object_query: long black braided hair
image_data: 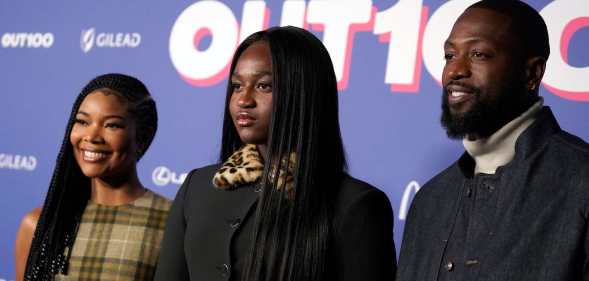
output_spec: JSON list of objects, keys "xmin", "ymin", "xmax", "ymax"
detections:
[{"xmin": 24, "ymin": 73, "xmax": 158, "ymax": 280}]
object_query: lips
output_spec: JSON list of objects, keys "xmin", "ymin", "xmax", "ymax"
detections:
[
  {"xmin": 446, "ymin": 84, "xmax": 477, "ymax": 105},
  {"xmin": 80, "ymin": 149, "xmax": 111, "ymax": 162},
  {"xmin": 448, "ymin": 90, "xmax": 471, "ymax": 103},
  {"xmin": 236, "ymin": 112, "xmax": 255, "ymax": 127}
]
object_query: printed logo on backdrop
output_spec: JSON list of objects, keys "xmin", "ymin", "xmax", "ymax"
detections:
[
  {"xmin": 0, "ymin": 153, "xmax": 37, "ymax": 172},
  {"xmin": 0, "ymin": 277, "xmax": 15, "ymax": 281},
  {"xmin": 170, "ymin": 0, "xmax": 589, "ymax": 100},
  {"xmin": 1, "ymin": 32, "xmax": 54, "ymax": 48},
  {"xmin": 152, "ymin": 166, "xmax": 187, "ymax": 186},
  {"xmin": 80, "ymin": 28, "xmax": 141, "ymax": 53},
  {"xmin": 398, "ymin": 180, "xmax": 421, "ymax": 220}
]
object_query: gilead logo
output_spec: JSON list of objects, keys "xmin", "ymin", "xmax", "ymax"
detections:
[
  {"xmin": 1, "ymin": 33, "xmax": 54, "ymax": 48},
  {"xmin": 80, "ymin": 28, "xmax": 96, "ymax": 53},
  {"xmin": 81, "ymin": 28, "xmax": 141, "ymax": 53},
  {"xmin": 0, "ymin": 153, "xmax": 37, "ymax": 171},
  {"xmin": 169, "ymin": 0, "xmax": 589, "ymax": 101}
]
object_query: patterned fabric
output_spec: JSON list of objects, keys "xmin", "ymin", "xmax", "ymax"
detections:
[
  {"xmin": 55, "ymin": 190, "xmax": 171, "ymax": 281},
  {"xmin": 212, "ymin": 144, "xmax": 296, "ymax": 197},
  {"xmin": 213, "ymin": 144, "xmax": 264, "ymax": 189}
]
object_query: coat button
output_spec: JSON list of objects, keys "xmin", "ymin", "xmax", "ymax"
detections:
[
  {"xmin": 465, "ymin": 259, "xmax": 479, "ymax": 266},
  {"xmin": 445, "ymin": 261, "xmax": 454, "ymax": 271},
  {"xmin": 465, "ymin": 187, "xmax": 472, "ymax": 197},
  {"xmin": 216, "ymin": 263, "xmax": 230, "ymax": 277}
]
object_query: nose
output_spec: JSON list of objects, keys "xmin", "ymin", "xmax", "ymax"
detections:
[
  {"xmin": 445, "ymin": 56, "xmax": 471, "ymax": 81},
  {"xmin": 237, "ymin": 88, "xmax": 256, "ymax": 108},
  {"xmin": 82, "ymin": 124, "xmax": 105, "ymax": 144}
]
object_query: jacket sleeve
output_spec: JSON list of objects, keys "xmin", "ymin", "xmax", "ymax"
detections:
[
  {"xmin": 334, "ymin": 189, "xmax": 397, "ymax": 281},
  {"xmin": 153, "ymin": 170, "xmax": 195, "ymax": 281}
]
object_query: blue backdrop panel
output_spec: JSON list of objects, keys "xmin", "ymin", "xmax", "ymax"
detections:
[{"xmin": 1, "ymin": 1, "xmax": 587, "ymax": 279}]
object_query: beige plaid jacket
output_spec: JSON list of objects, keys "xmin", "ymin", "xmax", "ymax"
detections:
[{"xmin": 55, "ymin": 190, "xmax": 171, "ymax": 281}]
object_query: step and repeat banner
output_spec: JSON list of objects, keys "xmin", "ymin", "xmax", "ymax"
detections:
[{"xmin": 1, "ymin": 0, "xmax": 587, "ymax": 279}]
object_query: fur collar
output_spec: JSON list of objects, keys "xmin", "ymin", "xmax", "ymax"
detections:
[
  {"xmin": 213, "ymin": 144, "xmax": 264, "ymax": 188},
  {"xmin": 212, "ymin": 144, "xmax": 295, "ymax": 195}
]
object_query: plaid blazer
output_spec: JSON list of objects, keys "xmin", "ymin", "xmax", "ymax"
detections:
[{"xmin": 55, "ymin": 189, "xmax": 171, "ymax": 281}]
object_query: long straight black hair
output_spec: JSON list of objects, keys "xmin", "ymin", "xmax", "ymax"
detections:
[
  {"xmin": 24, "ymin": 73, "xmax": 157, "ymax": 280},
  {"xmin": 220, "ymin": 26, "xmax": 346, "ymax": 281}
]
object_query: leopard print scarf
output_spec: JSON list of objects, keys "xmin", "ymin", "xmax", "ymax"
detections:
[{"xmin": 212, "ymin": 144, "xmax": 295, "ymax": 195}]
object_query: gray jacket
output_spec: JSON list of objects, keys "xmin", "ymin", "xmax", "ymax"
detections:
[{"xmin": 397, "ymin": 107, "xmax": 589, "ymax": 281}]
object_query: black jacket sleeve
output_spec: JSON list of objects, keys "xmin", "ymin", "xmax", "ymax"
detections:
[{"xmin": 153, "ymin": 170, "xmax": 195, "ymax": 281}]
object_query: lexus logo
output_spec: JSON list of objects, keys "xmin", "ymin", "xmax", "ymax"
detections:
[{"xmin": 152, "ymin": 166, "xmax": 187, "ymax": 186}]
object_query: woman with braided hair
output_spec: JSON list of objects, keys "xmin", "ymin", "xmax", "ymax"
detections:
[
  {"xmin": 154, "ymin": 26, "xmax": 396, "ymax": 281},
  {"xmin": 15, "ymin": 73, "xmax": 171, "ymax": 281}
]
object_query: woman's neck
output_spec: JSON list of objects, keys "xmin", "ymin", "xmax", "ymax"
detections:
[
  {"xmin": 90, "ymin": 168, "xmax": 146, "ymax": 206},
  {"xmin": 257, "ymin": 144, "xmax": 267, "ymax": 162}
]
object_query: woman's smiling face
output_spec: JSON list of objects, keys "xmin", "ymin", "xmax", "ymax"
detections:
[{"xmin": 70, "ymin": 90, "xmax": 138, "ymax": 179}]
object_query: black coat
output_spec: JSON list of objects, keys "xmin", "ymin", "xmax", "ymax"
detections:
[
  {"xmin": 397, "ymin": 107, "xmax": 589, "ymax": 281},
  {"xmin": 154, "ymin": 164, "xmax": 397, "ymax": 281}
]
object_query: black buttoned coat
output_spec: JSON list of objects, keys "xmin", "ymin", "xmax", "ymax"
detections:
[{"xmin": 154, "ymin": 164, "xmax": 396, "ymax": 281}]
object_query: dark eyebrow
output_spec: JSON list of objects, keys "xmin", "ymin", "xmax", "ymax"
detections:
[
  {"xmin": 445, "ymin": 37, "xmax": 489, "ymax": 49},
  {"xmin": 76, "ymin": 111, "xmax": 126, "ymax": 120},
  {"xmin": 256, "ymin": 71, "xmax": 272, "ymax": 76},
  {"xmin": 103, "ymin": 115, "xmax": 126, "ymax": 120},
  {"xmin": 231, "ymin": 71, "xmax": 273, "ymax": 78}
]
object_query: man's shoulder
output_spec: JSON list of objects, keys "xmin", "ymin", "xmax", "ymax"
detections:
[
  {"xmin": 422, "ymin": 161, "xmax": 462, "ymax": 191},
  {"xmin": 550, "ymin": 130, "xmax": 589, "ymax": 161},
  {"xmin": 532, "ymin": 129, "xmax": 589, "ymax": 177},
  {"xmin": 539, "ymin": 130, "xmax": 589, "ymax": 191},
  {"xmin": 412, "ymin": 161, "xmax": 462, "ymax": 207},
  {"xmin": 401, "ymin": 161, "xmax": 463, "ymax": 230}
]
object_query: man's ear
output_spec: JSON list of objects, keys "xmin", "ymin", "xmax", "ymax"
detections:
[{"xmin": 525, "ymin": 56, "xmax": 547, "ymax": 92}]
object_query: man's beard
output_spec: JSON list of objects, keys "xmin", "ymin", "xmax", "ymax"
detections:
[{"xmin": 440, "ymin": 79, "xmax": 530, "ymax": 140}]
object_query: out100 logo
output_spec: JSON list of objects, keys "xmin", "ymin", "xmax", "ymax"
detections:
[{"xmin": 169, "ymin": 0, "xmax": 589, "ymax": 101}]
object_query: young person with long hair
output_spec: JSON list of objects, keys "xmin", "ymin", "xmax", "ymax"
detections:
[
  {"xmin": 154, "ymin": 26, "xmax": 396, "ymax": 281},
  {"xmin": 15, "ymin": 73, "xmax": 171, "ymax": 281}
]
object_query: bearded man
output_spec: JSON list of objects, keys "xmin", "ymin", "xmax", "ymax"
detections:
[{"xmin": 396, "ymin": 1, "xmax": 589, "ymax": 281}]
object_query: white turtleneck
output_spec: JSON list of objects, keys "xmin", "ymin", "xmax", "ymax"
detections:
[{"xmin": 463, "ymin": 98, "xmax": 544, "ymax": 175}]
